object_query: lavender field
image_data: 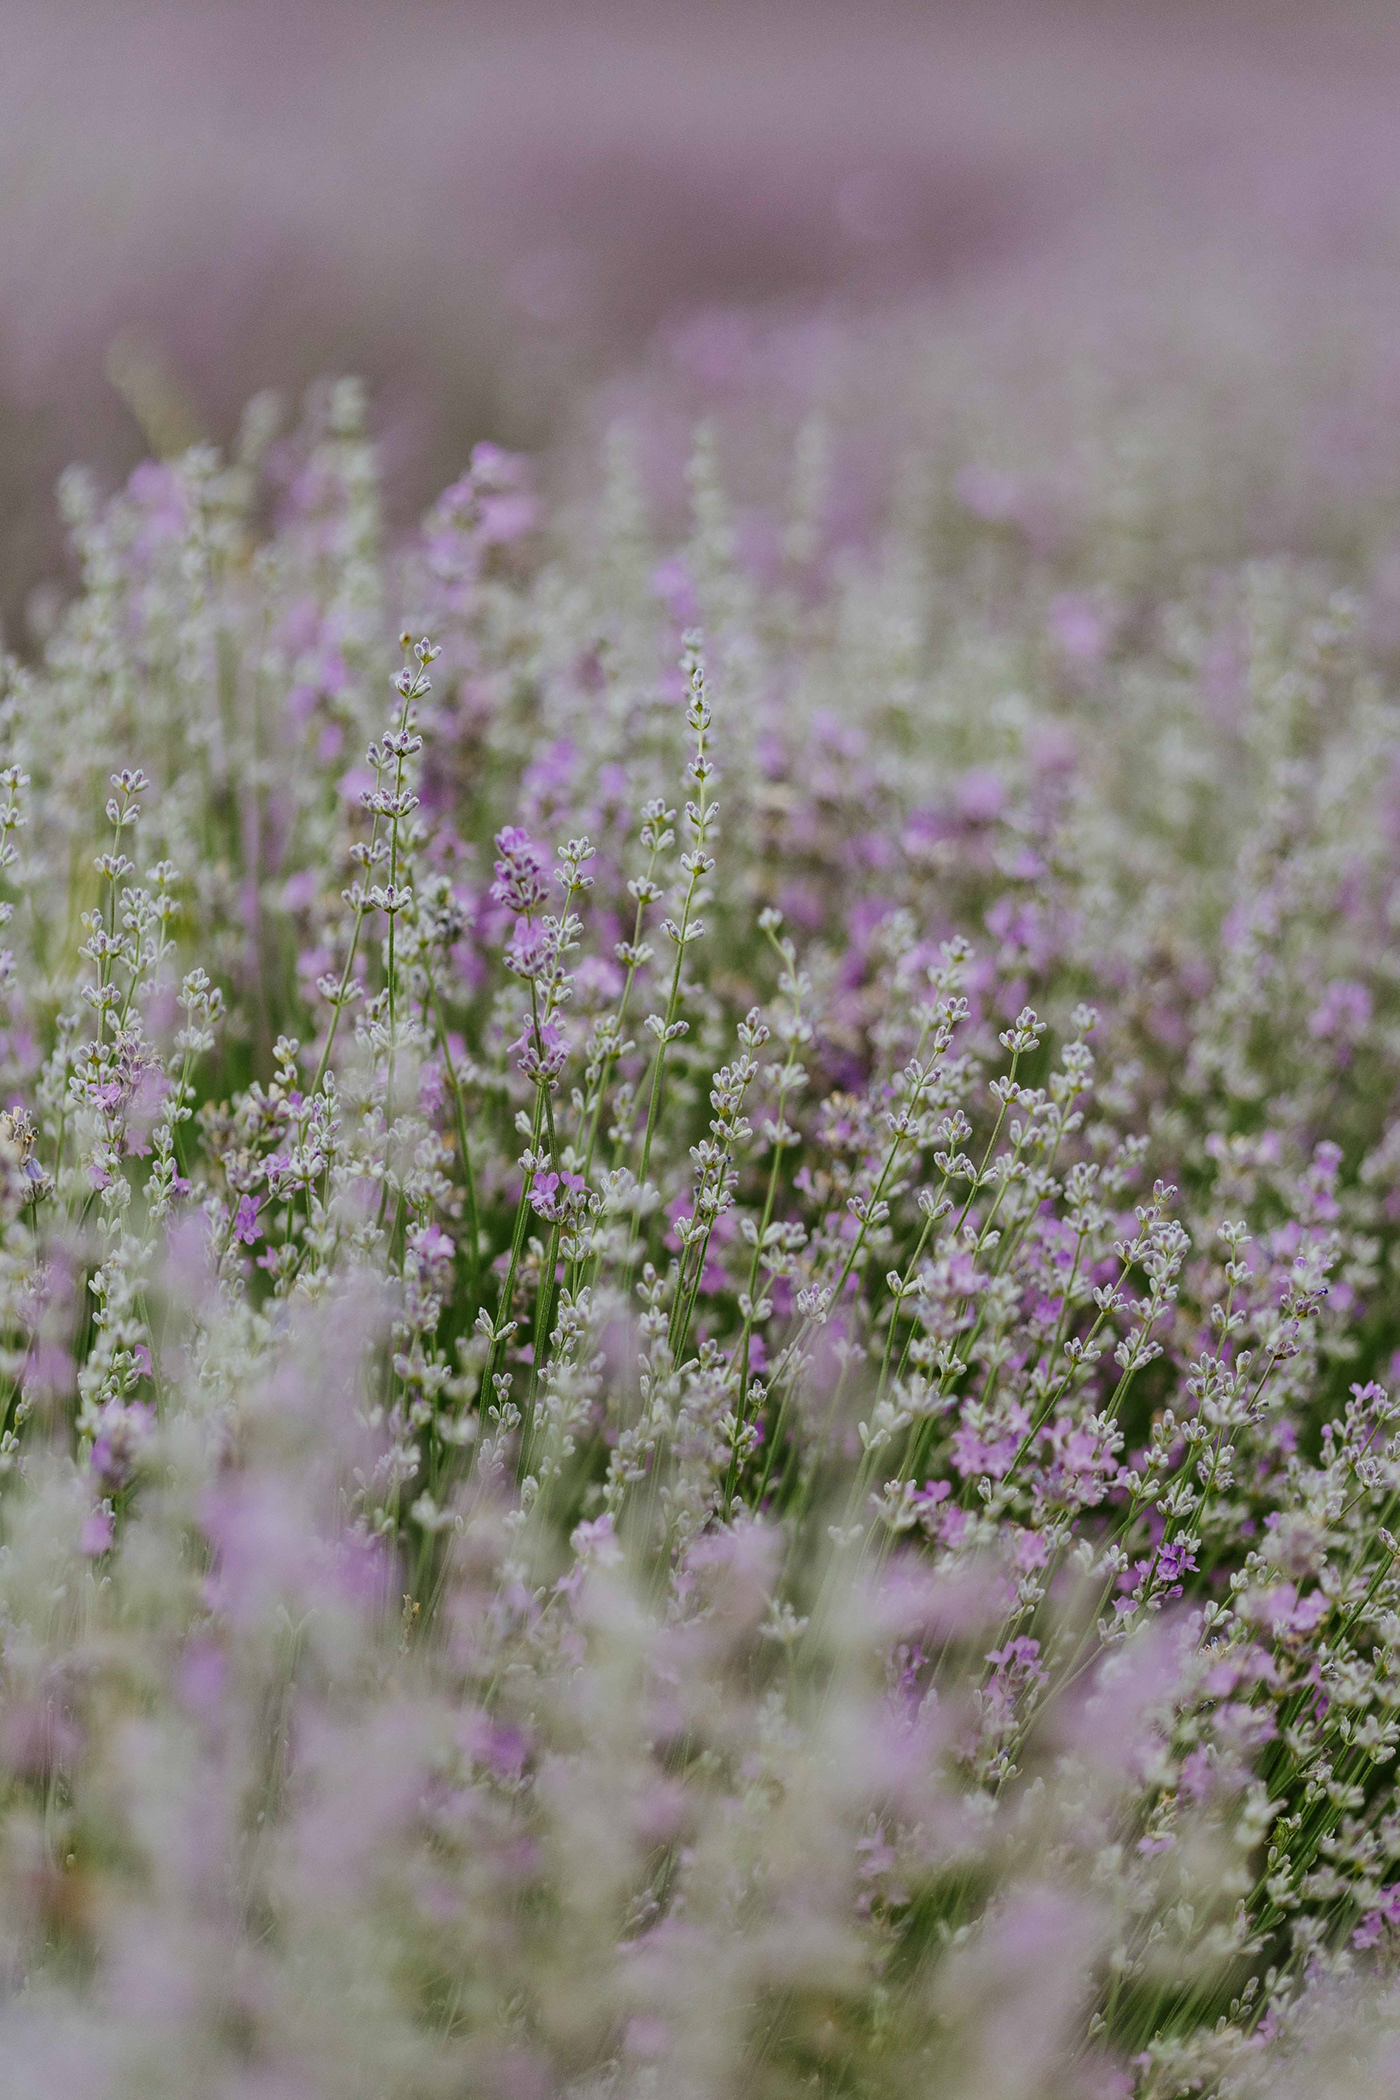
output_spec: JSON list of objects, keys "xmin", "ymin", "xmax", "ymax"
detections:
[{"xmin": 11, "ymin": 6, "xmax": 1400, "ymax": 2096}]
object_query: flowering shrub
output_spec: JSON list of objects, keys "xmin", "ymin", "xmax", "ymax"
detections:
[{"xmin": 3, "ymin": 367, "xmax": 1400, "ymax": 2095}]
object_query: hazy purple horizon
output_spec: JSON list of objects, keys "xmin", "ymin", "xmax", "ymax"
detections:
[{"xmin": 7, "ymin": 0, "xmax": 1400, "ymax": 628}]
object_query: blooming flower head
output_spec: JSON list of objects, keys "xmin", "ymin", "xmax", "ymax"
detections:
[{"xmin": 490, "ymin": 826, "xmax": 549, "ymax": 917}]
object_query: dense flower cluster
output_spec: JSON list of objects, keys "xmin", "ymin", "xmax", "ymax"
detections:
[{"xmin": 2, "ymin": 359, "xmax": 1400, "ymax": 2095}]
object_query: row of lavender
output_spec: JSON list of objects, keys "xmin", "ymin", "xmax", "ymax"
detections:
[{"xmin": 0, "ymin": 364, "xmax": 1399, "ymax": 2095}]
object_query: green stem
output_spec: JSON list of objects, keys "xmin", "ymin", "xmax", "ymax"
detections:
[{"xmin": 427, "ymin": 974, "xmax": 480, "ymax": 1298}]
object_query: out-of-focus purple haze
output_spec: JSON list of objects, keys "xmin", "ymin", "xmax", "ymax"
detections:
[{"xmin": 7, "ymin": 0, "xmax": 1400, "ymax": 630}]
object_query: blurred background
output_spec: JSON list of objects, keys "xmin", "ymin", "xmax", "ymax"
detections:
[{"xmin": 8, "ymin": 0, "xmax": 1400, "ymax": 637}]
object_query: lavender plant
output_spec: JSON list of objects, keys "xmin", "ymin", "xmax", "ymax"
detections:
[{"xmin": 2, "ymin": 366, "xmax": 1400, "ymax": 2096}]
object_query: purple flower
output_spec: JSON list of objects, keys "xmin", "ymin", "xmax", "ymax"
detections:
[
  {"xmin": 528, "ymin": 1170, "xmax": 560, "ymax": 1218},
  {"xmin": 528, "ymin": 1167, "xmax": 587, "ymax": 1222},
  {"xmin": 514, "ymin": 1016, "xmax": 568, "ymax": 1086},
  {"xmin": 503, "ymin": 918, "xmax": 550, "ymax": 980},
  {"xmin": 490, "ymin": 826, "xmax": 549, "ymax": 916},
  {"xmin": 1155, "ymin": 1539, "xmax": 1197, "ymax": 1585},
  {"xmin": 90, "ymin": 1401, "xmax": 155, "ymax": 1489},
  {"xmin": 411, "ymin": 1222, "xmax": 455, "ymax": 1269},
  {"xmin": 79, "ymin": 1506, "xmax": 114, "ymax": 1556}
]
